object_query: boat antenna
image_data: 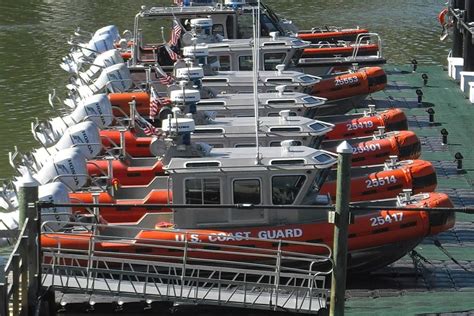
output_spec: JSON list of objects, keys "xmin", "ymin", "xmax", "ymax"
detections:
[{"xmin": 253, "ymin": 0, "xmax": 262, "ymax": 165}]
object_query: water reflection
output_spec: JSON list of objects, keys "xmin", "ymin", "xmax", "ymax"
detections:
[{"xmin": 0, "ymin": 0, "xmax": 450, "ymax": 178}]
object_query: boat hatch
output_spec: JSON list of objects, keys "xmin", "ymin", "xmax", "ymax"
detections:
[
  {"xmin": 299, "ymin": 75, "xmax": 319, "ymax": 83},
  {"xmin": 313, "ymin": 153, "xmax": 335, "ymax": 163},
  {"xmin": 270, "ymin": 159, "xmax": 306, "ymax": 165},
  {"xmin": 309, "ymin": 122, "xmax": 330, "ymax": 132},
  {"xmin": 302, "ymin": 96, "xmax": 324, "ymax": 105},
  {"xmin": 185, "ymin": 161, "xmax": 221, "ymax": 168},
  {"xmin": 269, "ymin": 127, "xmax": 302, "ymax": 132},
  {"xmin": 291, "ymin": 39, "xmax": 309, "ymax": 47}
]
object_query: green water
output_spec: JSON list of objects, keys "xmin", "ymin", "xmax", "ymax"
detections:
[
  {"xmin": 0, "ymin": 0, "xmax": 449, "ymax": 257},
  {"xmin": 0, "ymin": 0, "xmax": 449, "ymax": 178}
]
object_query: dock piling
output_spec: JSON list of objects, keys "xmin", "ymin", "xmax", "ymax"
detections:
[
  {"xmin": 463, "ymin": 0, "xmax": 474, "ymax": 71},
  {"xmin": 329, "ymin": 141, "xmax": 353, "ymax": 316},
  {"xmin": 17, "ymin": 175, "xmax": 39, "ymax": 315},
  {"xmin": 452, "ymin": 0, "xmax": 465, "ymax": 57},
  {"xmin": 0, "ymin": 259, "xmax": 6, "ymax": 316}
]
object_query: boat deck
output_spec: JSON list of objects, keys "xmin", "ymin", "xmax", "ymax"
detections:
[{"xmin": 345, "ymin": 63, "xmax": 474, "ymax": 315}]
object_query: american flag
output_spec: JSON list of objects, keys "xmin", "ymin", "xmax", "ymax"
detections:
[
  {"xmin": 143, "ymin": 124, "xmax": 160, "ymax": 137},
  {"xmin": 169, "ymin": 20, "xmax": 182, "ymax": 47},
  {"xmin": 149, "ymin": 86, "xmax": 161, "ymax": 120},
  {"xmin": 164, "ymin": 44, "xmax": 179, "ymax": 62},
  {"xmin": 135, "ymin": 113, "xmax": 162, "ymax": 137},
  {"xmin": 154, "ymin": 64, "xmax": 176, "ymax": 86},
  {"xmin": 160, "ymin": 70, "xmax": 175, "ymax": 86}
]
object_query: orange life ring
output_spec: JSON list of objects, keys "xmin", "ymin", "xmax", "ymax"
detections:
[{"xmin": 438, "ymin": 8, "xmax": 453, "ymax": 27}]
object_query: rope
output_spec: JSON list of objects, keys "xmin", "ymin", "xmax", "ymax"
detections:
[{"xmin": 433, "ymin": 237, "xmax": 472, "ymax": 273}]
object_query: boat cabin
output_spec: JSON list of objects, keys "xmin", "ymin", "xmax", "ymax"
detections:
[
  {"xmin": 192, "ymin": 115, "xmax": 333, "ymax": 149},
  {"xmin": 164, "ymin": 145, "xmax": 336, "ymax": 228},
  {"xmin": 194, "ymin": 91, "xmax": 327, "ymax": 118}
]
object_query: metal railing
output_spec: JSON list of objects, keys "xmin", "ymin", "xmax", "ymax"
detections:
[
  {"xmin": 1, "ymin": 218, "xmax": 38, "ymax": 316},
  {"xmin": 41, "ymin": 220, "xmax": 332, "ymax": 313}
]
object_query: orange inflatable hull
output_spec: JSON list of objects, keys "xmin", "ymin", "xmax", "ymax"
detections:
[
  {"xmin": 94, "ymin": 130, "xmax": 420, "ymax": 186},
  {"xmin": 320, "ymin": 159, "xmax": 437, "ymax": 202},
  {"xmin": 42, "ymin": 192, "xmax": 454, "ymax": 271},
  {"xmin": 76, "ymin": 159, "xmax": 436, "ymax": 222},
  {"xmin": 297, "ymin": 29, "xmax": 370, "ymax": 43},
  {"xmin": 69, "ymin": 190, "xmax": 172, "ymax": 223},
  {"xmin": 347, "ymin": 131, "xmax": 421, "ymax": 166},
  {"xmin": 311, "ymin": 66, "xmax": 387, "ymax": 101},
  {"xmin": 302, "ymin": 44, "xmax": 379, "ymax": 58},
  {"xmin": 325, "ymin": 108, "xmax": 408, "ymax": 140}
]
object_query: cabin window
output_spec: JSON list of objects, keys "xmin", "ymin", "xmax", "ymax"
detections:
[
  {"xmin": 267, "ymin": 99, "xmax": 296, "ymax": 105},
  {"xmin": 210, "ymin": 143, "xmax": 224, "ymax": 148},
  {"xmin": 185, "ymin": 178, "xmax": 221, "ymax": 204},
  {"xmin": 236, "ymin": 13, "xmax": 253, "ymax": 38},
  {"xmin": 235, "ymin": 143, "xmax": 255, "ymax": 148},
  {"xmin": 264, "ymin": 53, "xmax": 286, "ymax": 71},
  {"xmin": 266, "ymin": 78, "xmax": 293, "ymax": 83},
  {"xmin": 233, "ymin": 179, "xmax": 261, "ymax": 205},
  {"xmin": 270, "ymin": 140, "xmax": 302, "ymax": 147},
  {"xmin": 268, "ymin": 112, "xmax": 297, "ymax": 117},
  {"xmin": 226, "ymin": 16, "xmax": 235, "ymax": 39},
  {"xmin": 272, "ymin": 175, "xmax": 306, "ymax": 205},
  {"xmin": 197, "ymin": 101, "xmax": 226, "ymax": 106},
  {"xmin": 260, "ymin": 13, "xmax": 279, "ymax": 36},
  {"xmin": 239, "ymin": 56, "xmax": 253, "ymax": 71},
  {"xmin": 193, "ymin": 128, "xmax": 224, "ymax": 134},
  {"xmin": 212, "ymin": 24, "xmax": 225, "ymax": 37},
  {"xmin": 218, "ymin": 55, "xmax": 231, "ymax": 71},
  {"xmin": 269, "ymin": 127, "xmax": 302, "ymax": 132}
]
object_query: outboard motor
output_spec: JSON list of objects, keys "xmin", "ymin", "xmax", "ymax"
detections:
[
  {"xmin": 154, "ymin": 114, "xmax": 206, "ymax": 164},
  {"xmin": 182, "ymin": 45, "xmax": 209, "ymax": 68},
  {"xmin": 30, "ymin": 121, "xmax": 101, "ymax": 171},
  {"xmin": 224, "ymin": 0, "xmax": 247, "ymax": 8},
  {"xmin": 190, "ymin": 18, "xmax": 214, "ymax": 43},
  {"xmin": 92, "ymin": 25, "xmax": 120, "ymax": 43},
  {"xmin": 33, "ymin": 94, "xmax": 113, "ymax": 146},
  {"xmin": 68, "ymin": 63, "xmax": 132, "ymax": 100},
  {"xmin": 34, "ymin": 147, "xmax": 89, "ymax": 191},
  {"xmin": 169, "ymin": 88, "xmax": 201, "ymax": 115},
  {"xmin": 0, "ymin": 182, "xmax": 73, "ymax": 247},
  {"xmin": 175, "ymin": 64, "xmax": 204, "ymax": 90},
  {"xmin": 39, "ymin": 182, "xmax": 73, "ymax": 231},
  {"xmin": 64, "ymin": 33, "xmax": 116, "ymax": 69},
  {"xmin": 74, "ymin": 49, "xmax": 125, "ymax": 84}
]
